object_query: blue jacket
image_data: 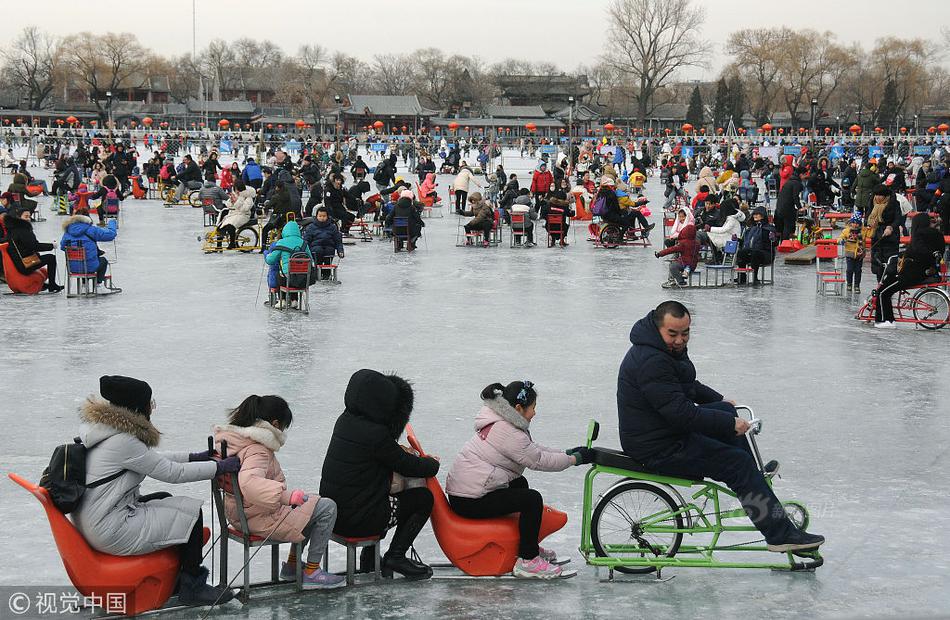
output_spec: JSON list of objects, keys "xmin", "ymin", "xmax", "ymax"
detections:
[
  {"xmin": 264, "ymin": 221, "xmax": 311, "ymax": 275},
  {"xmin": 617, "ymin": 311, "xmax": 732, "ymax": 461},
  {"xmin": 242, "ymin": 161, "xmax": 263, "ymax": 182},
  {"xmin": 303, "ymin": 218, "xmax": 343, "ymax": 257},
  {"xmin": 264, "ymin": 240, "xmax": 281, "ymax": 289},
  {"xmin": 59, "ymin": 215, "xmax": 117, "ymax": 273},
  {"xmin": 741, "ymin": 209, "xmax": 777, "ymax": 255}
]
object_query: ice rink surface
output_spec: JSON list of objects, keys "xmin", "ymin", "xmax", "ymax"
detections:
[{"xmin": 1, "ymin": 147, "xmax": 948, "ymax": 619}]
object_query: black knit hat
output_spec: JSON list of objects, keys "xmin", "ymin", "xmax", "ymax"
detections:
[{"xmin": 100, "ymin": 375, "xmax": 152, "ymax": 416}]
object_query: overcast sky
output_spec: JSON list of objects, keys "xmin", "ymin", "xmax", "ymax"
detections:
[{"xmin": 4, "ymin": 0, "xmax": 948, "ymax": 79}]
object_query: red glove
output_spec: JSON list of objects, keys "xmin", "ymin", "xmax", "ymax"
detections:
[{"xmin": 289, "ymin": 490, "xmax": 308, "ymax": 506}]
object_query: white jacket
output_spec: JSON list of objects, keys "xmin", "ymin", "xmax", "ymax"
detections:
[
  {"xmin": 707, "ymin": 212, "xmax": 744, "ymax": 250},
  {"xmin": 453, "ymin": 167, "xmax": 480, "ymax": 192},
  {"xmin": 219, "ymin": 186, "xmax": 256, "ymax": 229}
]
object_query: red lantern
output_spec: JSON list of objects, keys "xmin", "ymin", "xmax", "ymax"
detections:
[
  {"xmin": 761, "ymin": 123, "xmax": 773, "ymax": 132},
  {"xmin": 266, "ymin": 123, "xmax": 273, "ymax": 129},
  {"xmin": 778, "ymin": 128, "xmax": 784, "ymax": 134},
  {"xmin": 463, "ymin": 126, "xmax": 469, "ymax": 131},
  {"xmin": 448, "ymin": 121, "xmax": 459, "ymax": 131},
  {"xmin": 927, "ymin": 126, "xmax": 936, "ymax": 134},
  {"xmin": 218, "ymin": 119, "xmax": 229, "ymax": 127},
  {"xmin": 700, "ymin": 127, "xmax": 706, "ymax": 134},
  {"xmin": 874, "ymin": 126, "xmax": 883, "ymax": 133},
  {"xmin": 56, "ymin": 119, "xmax": 64, "ymax": 125},
  {"xmin": 939, "ymin": 123, "xmax": 950, "ymax": 134},
  {"xmin": 129, "ymin": 120, "xmax": 136, "ymax": 128},
  {"xmin": 716, "ymin": 127, "xmax": 723, "ymax": 135},
  {"xmin": 603, "ymin": 123, "xmax": 615, "ymax": 132},
  {"xmin": 373, "ymin": 120, "xmax": 384, "ymax": 130},
  {"xmin": 277, "ymin": 124, "xmax": 283, "ymax": 129},
  {"xmin": 849, "ymin": 124, "xmax": 861, "ymax": 134},
  {"xmin": 142, "ymin": 117, "xmax": 153, "ymax": 126},
  {"xmin": 525, "ymin": 122, "xmax": 537, "ymax": 132},
  {"xmin": 681, "ymin": 123, "xmax": 694, "ymax": 133},
  {"xmin": 401, "ymin": 125, "xmax": 408, "ymax": 132},
  {"xmin": 899, "ymin": 127, "xmax": 907, "ymax": 134},
  {"xmin": 559, "ymin": 128, "xmax": 565, "ymax": 134},
  {"xmin": 191, "ymin": 122, "xmax": 196, "ymax": 127},
  {"xmin": 664, "ymin": 128, "xmax": 671, "ymax": 135},
  {"xmin": 66, "ymin": 115, "xmax": 78, "ymax": 124},
  {"xmin": 160, "ymin": 121, "xmax": 168, "ymax": 128}
]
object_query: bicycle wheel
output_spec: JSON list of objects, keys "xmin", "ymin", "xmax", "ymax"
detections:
[
  {"xmin": 600, "ymin": 224, "xmax": 623, "ymax": 249},
  {"xmin": 188, "ymin": 191, "xmax": 202, "ymax": 208},
  {"xmin": 912, "ymin": 287, "xmax": 950, "ymax": 330},
  {"xmin": 591, "ymin": 481, "xmax": 684, "ymax": 574},
  {"xmin": 236, "ymin": 226, "xmax": 259, "ymax": 252},
  {"xmin": 782, "ymin": 501, "xmax": 810, "ymax": 531}
]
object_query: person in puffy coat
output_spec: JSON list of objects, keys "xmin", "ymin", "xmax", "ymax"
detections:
[
  {"xmin": 60, "ymin": 209, "xmax": 117, "ymax": 283},
  {"xmin": 656, "ymin": 223, "xmax": 698, "ymax": 287},
  {"xmin": 452, "ymin": 163, "xmax": 481, "ymax": 214},
  {"xmin": 695, "ymin": 166, "xmax": 718, "ymax": 194},
  {"xmin": 3, "ymin": 206, "xmax": 62, "ymax": 292},
  {"xmin": 616, "ymin": 303, "xmax": 825, "ymax": 553},
  {"xmin": 214, "ymin": 395, "xmax": 345, "ymax": 589},
  {"xmin": 462, "ymin": 191, "xmax": 495, "ymax": 246},
  {"xmin": 704, "ymin": 208, "xmax": 746, "ymax": 262},
  {"xmin": 736, "ymin": 206, "xmax": 776, "ymax": 284},
  {"xmin": 320, "ymin": 369, "xmax": 440, "ymax": 581},
  {"xmin": 303, "ymin": 207, "xmax": 345, "ymax": 277},
  {"xmin": 853, "ymin": 163, "xmax": 880, "ymax": 217},
  {"xmin": 530, "ymin": 163, "xmax": 554, "ymax": 210},
  {"xmin": 419, "ymin": 172, "xmax": 439, "ymax": 203},
  {"xmin": 216, "ymin": 180, "xmax": 256, "ymax": 249},
  {"xmin": 264, "ymin": 220, "xmax": 312, "ymax": 288},
  {"xmin": 773, "ymin": 169, "xmax": 802, "ymax": 240},
  {"xmin": 385, "ymin": 191, "xmax": 425, "ymax": 251},
  {"xmin": 446, "ymin": 381, "xmax": 588, "ymax": 579},
  {"xmin": 73, "ymin": 375, "xmax": 239, "ymax": 606}
]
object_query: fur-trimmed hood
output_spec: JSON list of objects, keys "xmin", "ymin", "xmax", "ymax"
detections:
[
  {"xmin": 79, "ymin": 397, "xmax": 161, "ymax": 448},
  {"xmin": 62, "ymin": 214, "xmax": 93, "ymax": 232},
  {"xmin": 477, "ymin": 396, "xmax": 530, "ymax": 432},
  {"xmin": 212, "ymin": 421, "xmax": 286, "ymax": 453}
]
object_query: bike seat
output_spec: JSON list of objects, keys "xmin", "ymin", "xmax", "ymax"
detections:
[{"xmin": 591, "ymin": 447, "xmax": 702, "ymax": 485}]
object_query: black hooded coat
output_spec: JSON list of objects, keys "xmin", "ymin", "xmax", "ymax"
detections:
[{"xmin": 319, "ymin": 369, "xmax": 440, "ymax": 536}]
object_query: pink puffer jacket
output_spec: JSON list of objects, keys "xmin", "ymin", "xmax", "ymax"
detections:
[
  {"xmin": 445, "ymin": 396, "xmax": 573, "ymax": 499},
  {"xmin": 213, "ymin": 422, "xmax": 317, "ymax": 543}
]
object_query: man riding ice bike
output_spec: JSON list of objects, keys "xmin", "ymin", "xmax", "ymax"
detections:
[{"xmin": 616, "ymin": 300, "xmax": 825, "ymax": 553}]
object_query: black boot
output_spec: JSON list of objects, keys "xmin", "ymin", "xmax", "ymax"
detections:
[
  {"xmin": 381, "ymin": 513, "xmax": 433, "ymax": 581},
  {"xmin": 356, "ymin": 544, "xmax": 379, "ymax": 574},
  {"xmin": 177, "ymin": 566, "xmax": 235, "ymax": 607}
]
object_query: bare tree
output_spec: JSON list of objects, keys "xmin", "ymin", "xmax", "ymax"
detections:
[
  {"xmin": 59, "ymin": 32, "xmax": 149, "ymax": 120},
  {"xmin": 774, "ymin": 31, "xmax": 854, "ymax": 126},
  {"xmin": 605, "ymin": 0, "xmax": 711, "ymax": 123},
  {"xmin": 277, "ymin": 44, "xmax": 340, "ymax": 127},
  {"xmin": 725, "ymin": 28, "xmax": 790, "ymax": 124},
  {"xmin": 0, "ymin": 26, "xmax": 59, "ymax": 109},
  {"xmin": 372, "ymin": 54, "xmax": 415, "ymax": 96},
  {"xmin": 166, "ymin": 53, "xmax": 201, "ymax": 103},
  {"xmin": 200, "ymin": 39, "xmax": 236, "ymax": 99},
  {"xmin": 330, "ymin": 52, "xmax": 370, "ymax": 94}
]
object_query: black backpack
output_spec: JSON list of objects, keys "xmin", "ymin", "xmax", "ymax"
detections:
[{"xmin": 39, "ymin": 437, "xmax": 124, "ymax": 513}]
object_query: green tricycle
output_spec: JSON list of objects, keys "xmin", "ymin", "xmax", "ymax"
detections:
[{"xmin": 579, "ymin": 406, "xmax": 823, "ymax": 580}]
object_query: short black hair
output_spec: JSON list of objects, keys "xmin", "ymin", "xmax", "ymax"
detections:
[{"xmin": 653, "ymin": 300, "xmax": 691, "ymax": 327}]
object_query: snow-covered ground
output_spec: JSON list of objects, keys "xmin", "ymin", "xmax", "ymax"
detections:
[{"xmin": 1, "ymin": 149, "xmax": 948, "ymax": 619}]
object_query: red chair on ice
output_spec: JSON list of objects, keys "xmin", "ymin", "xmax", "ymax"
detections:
[
  {"xmin": 404, "ymin": 425, "xmax": 568, "ymax": 577},
  {"xmin": 0, "ymin": 242, "xmax": 47, "ymax": 294},
  {"xmin": 7, "ymin": 473, "xmax": 207, "ymax": 615}
]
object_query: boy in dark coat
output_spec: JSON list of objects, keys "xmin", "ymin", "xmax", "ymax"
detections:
[{"xmin": 302, "ymin": 208, "xmax": 344, "ymax": 280}]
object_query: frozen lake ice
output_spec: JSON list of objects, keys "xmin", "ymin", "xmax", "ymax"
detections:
[{"xmin": 1, "ymin": 146, "xmax": 948, "ymax": 618}]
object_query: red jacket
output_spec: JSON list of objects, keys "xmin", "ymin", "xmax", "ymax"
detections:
[
  {"xmin": 657, "ymin": 224, "xmax": 698, "ymax": 269},
  {"xmin": 530, "ymin": 170, "xmax": 553, "ymax": 194},
  {"xmin": 779, "ymin": 155, "xmax": 794, "ymax": 189}
]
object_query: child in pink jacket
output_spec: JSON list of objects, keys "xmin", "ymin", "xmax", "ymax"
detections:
[
  {"xmin": 445, "ymin": 381, "xmax": 592, "ymax": 579},
  {"xmin": 214, "ymin": 395, "xmax": 345, "ymax": 590}
]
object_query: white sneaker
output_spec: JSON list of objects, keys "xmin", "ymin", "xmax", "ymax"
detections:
[
  {"xmin": 512, "ymin": 556, "xmax": 562, "ymax": 579},
  {"xmin": 874, "ymin": 321, "xmax": 896, "ymax": 329}
]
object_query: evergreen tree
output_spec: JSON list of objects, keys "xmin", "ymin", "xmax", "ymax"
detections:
[
  {"xmin": 727, "ymin": 75, "xmax": 745, "ymax": 128},
  {"xmin": 877, "ymin": 80, "xmax": 899, "ymax": 132},
  {"xmin": 686, "ymin": 85, "xmax": 704, "ymax": 127},
  {"xmin": 712, "ymin": 78, "xmax": 730, "ymax": 131}
]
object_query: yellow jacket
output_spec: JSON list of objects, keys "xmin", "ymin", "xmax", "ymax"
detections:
[
  {"xmin": 631, "ymin": 172, "xmax": 646, "ymax": 188},
  {"xmin": 839, "ymin": 226, "xmax": 871, "ymax": 259}
]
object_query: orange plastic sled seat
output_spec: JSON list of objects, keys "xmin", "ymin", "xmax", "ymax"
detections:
[
  {"xmin": 405, "ymin": 426, "xmax": 568, "ymax": 577},
  {"xmin": 0, "ymin": 242, "xmax": 47, "ymax": 294},
  {"xmin": 131, "ymin": 177, "xmax": 147, "ymax": 199},
  {"xmin": 8, "ymin": 473, "xmax": 202, "ymax": 616},
  {"xmin": 573, "ymin": 194, "xmax": 592, "ymax": 220}
]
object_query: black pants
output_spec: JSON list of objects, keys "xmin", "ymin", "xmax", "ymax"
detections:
[
  {"xmin": 449, "ymin": 476, "xmax": 542, "ymax": 560},
  {"xmin": 512, "ymin": 224, "xmax": 534, "ymax": 243},
  {"xmin": 735, "ymin": 249, "xmax": 770, "ymax": 283},
  {"xmin": 36, "ymin": 254, "xmax": 58, "ymax": 286},
  {"xmin": 465, "ymin": 220, "xmax": 493, "ymax": 242},
  {"xmin": 389, "ymin": 486, "xmax": 433, "ymax": 538},
  {"xmin": 218, "ymin": 224, "xmax": 237, "ymax": 247},
  {"xmin": 455, "ymin": 190, "xmax": 467, "ymax": 213},
  {"xmin": 640, "ymin": 402, "xmax": 794, "ymax": 544},
  {"xmin": 316, "ymin": 254, "xmax": 335, "ymax": 279},
  {"xmin": 773, "ymin": 213, "xmax": 795, "ymax": 240},
  {"xmin": 874, "ymin": 260, "xmax": 919, "ymax": 323},
  {"xmin": 96, "ymin": 257, "xmax": 109, "ymax": 283}
]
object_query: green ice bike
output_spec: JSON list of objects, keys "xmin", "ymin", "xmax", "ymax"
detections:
[{"xmin": 579, "ymin": 407, "xmax": 823, "ymax": 579}]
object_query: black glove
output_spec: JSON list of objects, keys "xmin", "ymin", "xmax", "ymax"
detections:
[
  {"xmin": 567, "ymin": 446, "xmax": 594, "ymax": 465},
  {"xmin": 337, "ymin": 250, "xmax": 344, "ymax": 258},
  {"xmin": 188, "ymin": 450, "xmax": 215, "ymax": 462},
  {"xmin": 654, "ymin": 251, "xmax": 660, "ymax": 258},
  {"xmin": 215, "ymin": 456, "xmax": 241, "ymax": 475}
]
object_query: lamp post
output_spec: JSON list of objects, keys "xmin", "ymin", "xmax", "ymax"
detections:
[
  {"xmin": 568, "ymin": 95, "xmax": 575, "ymax": 174},
  {"xmin": 105, "ymin": 90, "xmax": 114, "ymax": 143},
  {"xmin": 810, "ymin": 98, "xmax": 818, "ymax": 141},
  {"xmin": 913, "ymin": 114, "xmax": 919, "ymax": 136},
  {"xmin": 334, "ymin": 94, "xmax": 342, "ymax": 153}
]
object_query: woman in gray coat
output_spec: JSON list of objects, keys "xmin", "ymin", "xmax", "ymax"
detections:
[{"xmin": 73, "ymin": 376, "xmax": 241, "ymax": 606}]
